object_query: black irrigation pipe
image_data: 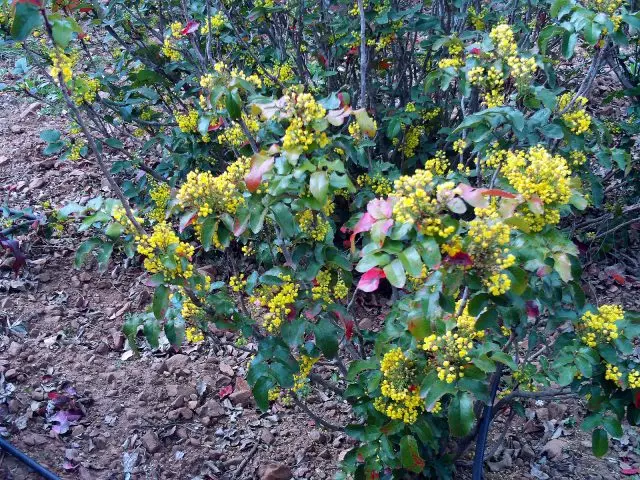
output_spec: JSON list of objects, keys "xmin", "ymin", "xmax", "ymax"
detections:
[
  {"xmin": 472, "ymin": 364, "xmax": 503, "ymax": 480},
  {"xmin": 0, "ymin": 437, "xmax": 61, "ymax": 480}
]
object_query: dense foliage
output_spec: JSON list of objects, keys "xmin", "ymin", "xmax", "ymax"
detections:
[{"xmin": 4, "ymin": 0, "xmax": 640, "ymax": 477}]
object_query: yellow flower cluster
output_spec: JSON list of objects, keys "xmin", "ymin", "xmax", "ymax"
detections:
[
  {"xmin": 149, "ymin": 183, "xmax": 171, "ymax": 223},
  {"xmin": 558, "ymin": 93, "xmax": 591, "ymax": 135},
  {"xmin": 282, "ymin": 89, "xmax": 328, "ymax": 152},
  {"xmin": 312, "ymin": 270, "xmax": 348, "ymax": 306},
  {"xmin": 297, "ymin": 209, "xmax": 330, "ymax": 241},
  {"xmin": 393, "ymin": 170, "xmax": 457, "ymax": 237},
  {"xmin": 229, "ymin": 274, "xmax": 247, "ymax": 292},
  {"xmin": 262, "ymin": 62, "xmax": 295, "ymax": 87},
  {"xmin": 50, "ymin": 48, "xmax": 77, "ymax": 84},
  {"xmin": 170, "ymin": 21, "xmax": 183, "ymax": 38},
  {"xmin": 218, "ymin": 114, "xmax": 260, "ymax": 148},
  {"xmin": 251, "ymin": 274, "xmax": 300, "ymax": 333},
  {"xmin": 501, "ymin": 146, "xmax": 571, "ymax": 231},
  {"xmin": 605, "ymin": 363, "xmax": 622, "ymax": 383},
  {"xmin": 569, "ymin": 150, "xmax": 587, "ymax": 168},
  {"xmin": 373, "ymin": 348, "xmax": 423, "ymax": 424},
  {"xmin": 423, "ymin": 306, "xmax": 483, "ymax": 383},
  {"xmin": 490, "ymin": 24, "xmax": 517, "ymax": 58},
  {"xmin": 438, "ymin": 57, "xmax": 464, "ymax": 69},
  {"xmin": 628, "ymin": 370, "xmax": 640, "ymax": 389},
  {"xmin": 111, "ymin": 204, "xmax": 143, "ymax": 234},
  {"xmin": 162, "ymin": 38, "xmax": 182, "ymax": 61},
  {"xmin": 356, "ymin": 173, "xmax": 393, "ymax": 196},
  {"xmin": 425, "ymin": 150, "xmax": 449, "ymax": 175},
  {"xmin": 176, "ymin": 156, "xmax": 250, "ymax": 218},
  {"xmin": 401, "ymin": 125, "xmax": 424, "ymax": 158},
  {"xmin": 466, "ymin": 207, "xmax": 515, "ymax": 295},
  {"xmin": 293, "ymin": 355, "xmax": 319, "ymax": 392},
  {"xmin": 176, "ymin": 109, "xmax": 199, "ymax": 133},
  {"xmin": 468, "ymin": 66, "xmax": 504, "ymax": 108},
  {"xmin": 467, "ymin": 6, "xmax": 488, "ymax": 30},
  {"xmin": 453, "ymin": 139, "xmax": 467, "ymax": 155},
  {"xmin": 72, "ymin": 75, "xmax": 100, "ymax": 105},
  {"xmin": 67, "ymin": 141, "xmax": 85, "ymax": 161},
  {"xmin": 268, "ymin": 387, "xmax": 281, "ymax": 402},
  {"xmin": 577, "ymin": 304, "xmax": 624, "ymax": 348},
  {"xmin": 586, "ymin": 0, "xmax": 623, "ymax": 15},
  {"xmin": 201, "ymin": 12, "xmax": 225, "ymax": 35},
  {"xmin": 136, "ymin": 222, "xmax": 195, "ymax": 280},
  {"xmin": 186, "ymin": 326, "xmax": 205, "ymax": 343},
  {"xmin": 507, "ymin": 56, "xmax": 537, "ymax": 84}
]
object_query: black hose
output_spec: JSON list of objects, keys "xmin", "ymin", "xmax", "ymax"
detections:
[
  {"xmin": 0, "ymin": 436, "xmax": 61, "ymax": 480},
  {"xmin": 472, "ymin": 364, "xmax": 503, "ymax": 480}
]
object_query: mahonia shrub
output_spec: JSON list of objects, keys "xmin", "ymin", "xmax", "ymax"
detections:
[{"xmin": 6, "ymin": 0, "xmax": 640, "ymax": 477}]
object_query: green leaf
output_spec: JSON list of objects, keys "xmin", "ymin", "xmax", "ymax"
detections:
[
  {"xmin": 40, "ymin": 129, "xmax": 61, "ymax": 143},
  {"xmin": 540, "ymin": 123, "xmax": 564, "ymax": 139},
  {"xmin": 592, "ymin": 428, "xmax": 608, "ymax": 457},
  {"xmin": 96, "ymin": 242, "xmax": 114, "ymax": 271},
  {"xmin": 468, "ymin": 293, "xmax": 489, "ymax": 316},
  {"xmin": 253, "ymin": 376, "xmax": 275, "ymax": 411},
  {"xmin": 225, "ymin": 90, "xmax": 242, "ymax": 120},
  {"xmin": 105, "ymin": 138, "xmax": 124, "ymax": 149},
  {"xmin": 11, "ymin": 3, "xmax": 43, "ymax": 41},
  {"xmin": 387, "ymin": 118, "xmax": 401, "ymax": 139},
  {"xmin": 52, "ymin": 19, "xmax": 74, "ymax": 48},
  {"xmin": 398, "ymin": 247, "xmax": 424, "ymax": 277},
  {"xmin": 550, "ymin": 0, "xmax": 569, "ymax": 17},
  {"xmin": 420, "ymin": 238, "xmax": 441, "ymax": 268},
  {"xmin": 153, "ymin": 284, "xmax": 169, "ymax": 319},
  {"xmin": 448, "ymin": 392, "xmax": 475, "ymax": 437},
  {"xmin": 74, "ymin": 238, "xmax": 102, "ymax": 268},
  {"xmin": 383, "ymin": 259, "xmax": 406, "ymax": 288},
  {"xmin": 538, "ymin": 25, "xmax": 564, "ymax": 54},
  {"xmin": 271, "ymin": 203, "xmax": 296, "ymax": 238},
  {"xmin": 603, "ymin": 416, "xmax": 623, "ymax": 439},
  {"xmin": 314, "ymin": 317, "xmax": 339, "ymax": 358},
  {"xmin": 122, "ymin": 315, "xmax": 142, "ymax": 351},
  {"xmin": 143, "ymin": 316, "xmax": 161, "ymax": 349},
  {"xmin": 105, "ymin": 222, "xmax": 124, "ymax": 239},
  {"xmin": 562, "ymin": 32, "xmax": 578, "ymax": 59},
  {"xmin": 310, "ymin": 171, "xmax": 329, "ymax": 203},
  {"xmin": 399, "ymin": 435, "xmax": 425, "ymax": 473}
]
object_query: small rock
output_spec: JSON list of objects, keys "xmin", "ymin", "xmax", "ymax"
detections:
[
  {"xmin": 22, "ymin": 433, "xmax": 48, "ymax": 446},
  {"xmin": 179, "ymin": 407, "xmax": 193, "ymax": 420},
  {"xmin": 542, "ymin": 439, "xmax": 566, "ymax": 460},
  {"xmin": 142, "ymin": 431, "xmax": 162, "ymax": 454},
  {"xmin": 309, "ymin": 430, "xmax": 326, "ymax": 443},
  {"xmin": 5, "ymin": 369, "xmax": 18, "ymax": 380},
  {"xmin": 258, "ymin": 463, "xmax": 292, "ymax": 480},
  {"xmin": 7, "ymin": 342, "xmax": 22, "ymax": 357},
  {"xmin": 30, "ymin": 388, "xmax": 45, "ymax": 401},
  {"xmin": 548, "ymin": 403, "xmax": 568, "ymax": 420},
  {"xmin": 166, "ymin": 385, "xmax": 179, "ymax": 397},
  {"xmin": 10, "ymin": 125, "xmax": 24, "ymax": 134},
  {"xmin": 261, "ymin": 429, "xmax": 275, "ymax": 445},
  {"xmin": 187, "ymin": 400, "xmax": 198, "ymax": 410},
  {"xmin": 95, "ymin": 342, "xmax": 109, "ymax": 355},
  {"xmin": 520, "ymin": 444, "xmax": 535, "ymax": 461},
  {"xmin": 536, "ymin": 407, "xmax": 549, "ymax": 422},
  {"xmin": 219, "ymin": 362, "xmax": 234, "ymax": 377},
  {"xmin": 202, "ymin": 399, "xmax": 225, "ymax": 418},
  {"xmin": 71, "ymin": 425, "xmax": 85, "ymax": 437},
  {"xmin": 171, "ymin": 396, "xmax": 184, "ymax": 409},
  {"xmin": 166, "ymin": 354, "xmax": 189, "ymax": 371},
  {"xmin": 229, "ymin": 377, "xmax": 253, "ymax": 407}
]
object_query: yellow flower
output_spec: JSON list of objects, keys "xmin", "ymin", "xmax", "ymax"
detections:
[
  {"xmin": 374, "ymin": 348, "xmax": 423, "ymax": 424},
  {"xmin": 293, "ymin": 355, "xmax": 319, "ymax": 392},
  {"xmin": 577, "ymin": 304, "xmax": 624, "ymax": 348}
]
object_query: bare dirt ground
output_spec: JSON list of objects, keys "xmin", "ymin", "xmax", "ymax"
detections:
[{"xmin": 0, "ymin": 68, "xmax": 639, "ymax": 480}]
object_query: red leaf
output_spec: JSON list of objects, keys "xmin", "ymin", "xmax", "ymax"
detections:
[
  {"xmin": 357, "ymin": 267, "xmax": 386, "ymax": 293},
  {"xmin": 483, "ymin": 188, "xmax": 517, "ymax": 199},
  {"xmin": 622, "ymin": 468, "xmax": 640, "ymax": 475},
  {"xmin": 634, "ymin": 391, "xmax": 640, "ymax": 409},
  {"xmin": 208, "ymin": 117, "xmax": 224, "ymax": 131},
  {"xmin": 0, "ymin": 238, "xmax": 26, "ymax": 277},
  {"xmin": 245, "ymin": 156, "xmax": 274, "ymax": 193},
  {"xmin": 181, "ymin": 20, "xmax": 200, "ymax": 35},
  {"xmin": 469, "ymin": 47, "xmax": 481, "ymax": 55},
  {"xmin": 612, "ymin": 273, "xmax": 626, "ymax": 285},
  {"xmin": 349, "ymin": 212, "xmax": 375, "ymax": 248},
  {"xmin": 526, "ymin": 301, "xmax": 539, "ymax": 319},
  {"xmin": 178, "ymin": 210, "xmax": 197, "ymax": 233},
  {"xmin": 445, "ymin": 252, "xmax": 473, "ymax": 267},
  {"xmin": 219, "ymin": 385, "xmax": 233, "ymax": 399},
  {"xmin": 317, "ymin": 53, "xmax": 328, "ymax": 67},
  {"xmin": 377, "ymin": 59, "xmax": 392, "ymax": 70},
  {"xmin": 334, "ymin": 311, "xmax": 354, "ymax": 341}
]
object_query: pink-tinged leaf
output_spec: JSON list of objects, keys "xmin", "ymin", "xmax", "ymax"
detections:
[
  {"xmin": 536, "ymin": 265, "xmax": 552, "ymax": 277},
  {"xmin": 612, "ymin": 273, "xmax": 626, "ymax": 285},
  {"xmin": 458, "ymin": 183, "xmax": 488, "ymax": 208},
  {"xmin": 526, "ymin": 301, "xmax": 539, "ymax": 319},
  {"xmin": 179, "ymin": 210, "xmax": 198, "ymax": 233},
  {"xmin": 181, "ymin": 20, "xmax": 200, "ymax": 35},
  {"xmin": 349, "ymin": 212, "xmax": 376, "ymax": 248},
  {"xmin": 446, "ymin": 197, "xmax": 467, "ymax": 214},
  {"xmin": 527, "ymin": 197, "xmax": 544, "ymax": 215},
  {"xmin": 233, "ymin": 217, "xmax": 249, "ymax": 236},
  {"xmin": 622, "ymin": 468, "xmax": 640, "ymax": 476},
  {"xmin": 604, "ymin": 265, "xmax": 626, "ymax": 285},
  {"xmin": 50, "ymin": 410, "xmax": 82, "ymax": 435},
  {"xmin": 483, "ymin": 188, "xmax": 517, "ymax": 199},
  {"xmin": 370, "ymin": 219, "xmax": 394, "ymax": 246},
  {"xmin": 553, "ymin": 253, "xmax": 572, "ymax": 282},
  {"xmin": 357, "ymin": 267, "xmax": 386, "ymax": 293},
  {"xmin": 0, "ymin": 238, "xmax": 26, "ymax": 277},
  {"xmin": 218, "ymin": 385, "xmax": 233, "ymax": 399},
  {"xmin": 245, "ymin": 155, "xmax": 274, "ymax": 193},
  {"xmin": 445, "ymin": 252, "xmax": 473, "ymax": 267},
  {"xmin": 208, "ymin": 117, "xmax": 224, "ymax": 131},
  {"xmin": 353, "ymin": 108, "xmax": 377, "ymax": 137},
  {"xmin": 334, "ymin": 310, "xmax": 355, "ymax": 341},
  {"xmin": 367, "ymin": 198, "xmax": 393, "ymax": 220},
  {"xmin": 326, "ymin": 106, "xmax": 352, "ymax": 126}
]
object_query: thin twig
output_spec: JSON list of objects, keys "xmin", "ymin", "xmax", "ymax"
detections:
[
  {"xmin": 234, "ymin": 441, "xmax": 260, "ymax": 479},
  {"xmin": 291, "ymin": 396, "xmax": 344, "ymax": 431}
]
